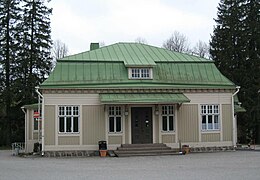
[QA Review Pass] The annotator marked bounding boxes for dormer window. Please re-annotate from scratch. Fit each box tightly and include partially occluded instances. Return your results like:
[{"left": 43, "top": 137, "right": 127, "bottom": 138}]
[{"left": 129, "top": 68, "right": 153, "bottom": 79}]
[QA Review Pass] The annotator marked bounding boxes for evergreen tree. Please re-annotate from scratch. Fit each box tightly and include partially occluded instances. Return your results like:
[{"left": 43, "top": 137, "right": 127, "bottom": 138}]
[
  {"left": 243, "top": 0, "right": 260, "bottom": 143},
  {"left": 17, "top": 0, "right": 52, "bottom": 104},
  {"left": 0, "top": 0, "right": 21, "bottom": 146},
  {"left": 0, "top": 0, "right": 53, "bottom": 146},
  {"left": 210, "top": 0, "right": 260, "bottom": 143}
]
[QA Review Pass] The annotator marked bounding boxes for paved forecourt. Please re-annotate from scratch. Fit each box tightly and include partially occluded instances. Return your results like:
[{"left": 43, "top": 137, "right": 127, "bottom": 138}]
[{"left": 0, "top": 150, "right": 260, "bottom": 180}]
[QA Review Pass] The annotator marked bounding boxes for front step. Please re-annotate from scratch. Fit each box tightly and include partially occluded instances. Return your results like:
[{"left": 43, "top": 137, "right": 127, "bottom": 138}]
[{"left": 114, "top": 143, "right": 179, "bottom": 157}]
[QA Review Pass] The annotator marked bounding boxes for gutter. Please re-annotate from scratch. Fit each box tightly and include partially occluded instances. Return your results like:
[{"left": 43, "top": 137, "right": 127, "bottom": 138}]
[
  {"left": 35, "top": 86, "right": 44, "bottom": 156},
  {"left": 21, "top": 107, "right": 27, "bottom": 153},
  {"left": 232, "top": 86, "right": 240, "bottom": 147}
]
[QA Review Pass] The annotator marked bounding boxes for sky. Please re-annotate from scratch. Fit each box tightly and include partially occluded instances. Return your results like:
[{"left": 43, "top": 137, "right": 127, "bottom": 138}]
[{"left": 49, "top": 0, "right": 220, "bottom": 54}]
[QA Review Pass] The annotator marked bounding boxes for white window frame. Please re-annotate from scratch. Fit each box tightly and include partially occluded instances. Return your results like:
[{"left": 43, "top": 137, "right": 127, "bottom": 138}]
[
  {"left": 161, "top": 105, "right": 175, "bottom": 132},
  {"left": 108, "top": 106, "right": 122, "bottom": 133},
  {"left": 128, "top": 68, "right": 153, "bottom": 79},
  {"left": 201, "top": 104, "right": 220, "bottom": 131},
  {"left": 58, "top": 105, "right": 80, "bottom": 134}
]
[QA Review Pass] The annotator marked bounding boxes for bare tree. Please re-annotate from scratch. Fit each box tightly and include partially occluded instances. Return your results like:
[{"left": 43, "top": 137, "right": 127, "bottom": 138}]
[
  {"left": 52, "top": 39, "right": 69, "bottom": 61},
  {"left": 163, "top": 31, "right": 190, "bottom": 53},
  {"left": 192, "top": 40, "right": 210, "bottom": 58},
  {"left": 135, "top": 37, "right": 148, "bottom": 44}
]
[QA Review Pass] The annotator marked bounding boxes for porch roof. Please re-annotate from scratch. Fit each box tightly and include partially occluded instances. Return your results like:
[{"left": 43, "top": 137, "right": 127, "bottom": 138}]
[{"left": 100, "top": 93, "right": 190, "bottom": 104}]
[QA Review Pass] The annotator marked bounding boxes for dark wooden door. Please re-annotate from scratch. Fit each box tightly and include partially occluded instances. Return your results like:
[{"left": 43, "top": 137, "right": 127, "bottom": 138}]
[{"left": 131, "top": 107, "right": 153, "bottom": 144}]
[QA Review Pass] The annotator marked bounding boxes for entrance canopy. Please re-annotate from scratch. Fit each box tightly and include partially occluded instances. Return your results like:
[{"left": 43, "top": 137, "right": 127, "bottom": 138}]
[{"left": 100, "top": 93, "right": 190, "bottom": 104}]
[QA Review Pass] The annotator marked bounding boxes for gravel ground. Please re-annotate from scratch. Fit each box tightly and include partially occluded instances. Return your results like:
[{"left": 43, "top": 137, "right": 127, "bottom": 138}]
[{"left": 1, "top": 150, "right": 260, "bottom": 180}]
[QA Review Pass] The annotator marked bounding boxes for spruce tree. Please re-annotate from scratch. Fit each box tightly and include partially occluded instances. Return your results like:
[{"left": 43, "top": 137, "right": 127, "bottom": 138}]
[
  {"left": 18, "top": 0, "right": 52, "bottom": 104},
  {"left": 210, "top": 0, "right": 260, "bottom": 143},
  {"left": 243, "top": 0, "right": 260, "bottom": 143},
  {"left": 0, "top": 0, "right": 21, "bottom": 146}
]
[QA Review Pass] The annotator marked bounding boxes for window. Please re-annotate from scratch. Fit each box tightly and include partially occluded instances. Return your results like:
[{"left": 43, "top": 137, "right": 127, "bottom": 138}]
[
  {"left": 58, "top": 106, "right": 79, "bottom": 133},
  {"left": 162, "top": 105, "right": 174, "bottom": 132},
  {"left": 201, "top": 105, "right": 220, "bottom": 131},
  {"left": 33, "top": 109, "right": 42, "bottom": 131},
  {"left": 108, "top": 106, "right": 122, "bottom": 133},
  {"left": 129, "top": 68, "right": 152, "bottom": 79},
  {"left": 33, "top": 110, "right": 39, "bottom": 131}
]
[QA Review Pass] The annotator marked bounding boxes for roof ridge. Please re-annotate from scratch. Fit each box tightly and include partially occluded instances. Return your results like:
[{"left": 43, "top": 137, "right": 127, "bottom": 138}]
[{"left": 59, "top": 42, "right": 212, "bottom": 63}]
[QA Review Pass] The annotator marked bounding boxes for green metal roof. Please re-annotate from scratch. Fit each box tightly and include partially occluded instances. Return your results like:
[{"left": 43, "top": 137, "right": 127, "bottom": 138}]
[
  {"left": 60, "top": 42, "right": 210, "bottom": 67},
  {"left": 41, "top": 42, "right": 235, "bottom": 89},
  {"left": 22, "top": 103, "right": 40, "bottom": 109},
  {"left": 100, "top": 93, "right": 190, "bottom": 104}
]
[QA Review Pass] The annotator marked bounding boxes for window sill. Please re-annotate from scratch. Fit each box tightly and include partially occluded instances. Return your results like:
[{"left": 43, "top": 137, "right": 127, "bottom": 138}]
[
  {"left": 129, "top": 78, "right": 153, "bottom": 80},
  {"left": 58, "top": 132, "right": 80, "bottom": 136},
  {"left": 201, "top": 130, "right": 220, "bottom": 134},
  {"left": 108, "top": 132, "right": 123, "bottom": 136},
  {"left": 161, "top": 131, "right": 175, "bottom": 134}
]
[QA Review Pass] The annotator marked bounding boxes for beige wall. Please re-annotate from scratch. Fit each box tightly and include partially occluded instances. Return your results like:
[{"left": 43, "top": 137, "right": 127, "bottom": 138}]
[
  {"left": 108, "top": 136, "right": 122, "bottom": 144},
  {"left": 44, "top": 94, "right": 100, "bottom": 105},
  {"left": 184, "top": 93, "right": 232, "bottom": 104},
  {"left": 39, "top": 92, "right": 234, "bottom": 151},
  {"left": 25, "top": 109, "right": 38, "bottom": 153},
  {"left": 154, "top": 115, "right": 159, "bottom": 143},
  {"left": 125, "top": 114, "right": 130, "bottom": 144},
  {"left": 82, "top": 105, "right": 105, "bottom": 145},
  {"left": 33, "top": 133, "right": 38, "bottom": 140},
  {"left": 44, "top": 105, "right": 55, "bottom": 145},
  {"left": 222, "top": 104, "right": 233, "bottom": 141},
  {"left": 162, "top": 134, "right": 175, "bottom": 143},
  {"left": 202, "top": 133, "right": 220, "bottom": 142},
  {"left": 58, "top": 136, "right": 80, "bottom": 145},
  {"left": 26, "top": 109, "right": 39, "bottom": 141},
  {"left": 177, "top": 104, "right": 199, "bottom": 142}
]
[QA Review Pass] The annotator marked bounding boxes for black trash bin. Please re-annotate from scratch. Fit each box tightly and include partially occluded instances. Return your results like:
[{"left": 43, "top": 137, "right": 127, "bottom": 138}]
[{"left": 98, "top": 141, "right": 107, "bottom": 150}]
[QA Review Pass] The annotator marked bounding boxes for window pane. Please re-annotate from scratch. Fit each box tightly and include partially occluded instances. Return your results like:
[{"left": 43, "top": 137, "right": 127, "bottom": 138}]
[
  {"left": 201, "top": 105, "right": 206, "bottom": 114},
  {"left": 214, "top": 105, "right": 219, "bottom": 114},
  {"left": 59, "top": 117, "right": 64, "bottom": 132},
  {"left": 208, "top": 105, "right": 213, "bottom": 114},
  {"left": 66, "top": 117, "right": 72, "bottom": 132},
  {"left": 73, "top": 117, "right": 79, "bottom": 132},
  {"left": 116, "top": 117, "right": 121, "bottom": 132},
  {"left": 162, "top": 106, "right": 166, "bottom": 115},
  {"left": 109, "top": 106, "right": 114, "bottom": 115},
  {"left": 116, "top": 106, "right": 121, "bottom": 115},
  {"left": 202, "top": 115, "right": 206, "bottom": 130},
  {"left": 141, "top": 68, "right": 150, "bottom": 78},
  {"left": 169, "top": 106, "right": 174, "bottom": 114},
  {"left": 169, "top": 116, "right": 174, "bottom": 131},
  {"left": 59, "top": 106, "right": 64, "bottom": 115},
  {"left": 162, "top": 116, "right": 167, "bottom": 131},
  {"left": 131, "top": 69, "right": 140, "bottom": 78},
  {"left": 109, "top": 117, "right": 114, "bottom": 132},
  {"left": 34, "top": 118, "right": 38, "bottom": 131},
  {"left": 214, "top": 115, "right": 219, "bottom": 129},
  {"left": 208, "top": 115, "right": 213, "bottom": 129},
  {"left": 73, "top": 106, "right": 79, "bottom": 115},
  {"left": 66, "top": 106, "right": 72, "bottom": 115}
]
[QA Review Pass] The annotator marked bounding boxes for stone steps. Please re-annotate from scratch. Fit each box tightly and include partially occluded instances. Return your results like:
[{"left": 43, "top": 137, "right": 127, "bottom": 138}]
[{"left": 114, "top": 143, "right": 179, "bottom": 157}]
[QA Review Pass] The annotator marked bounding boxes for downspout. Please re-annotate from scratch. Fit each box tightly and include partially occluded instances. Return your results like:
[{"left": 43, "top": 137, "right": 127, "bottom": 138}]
[
  {"left": 35, "top": 86, "right": 44, "bottom": 156},
  {"left": 232, "top": 86, "right": 240, "bottom": 147},
  {"left": 21, "top": 107, "right": 27, "bottom": 153}
]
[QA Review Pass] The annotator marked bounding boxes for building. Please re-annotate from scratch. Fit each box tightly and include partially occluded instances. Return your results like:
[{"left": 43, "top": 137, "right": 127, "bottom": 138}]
[{"left": 22, "top": 42, "right": 241, "bottom": 154}]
